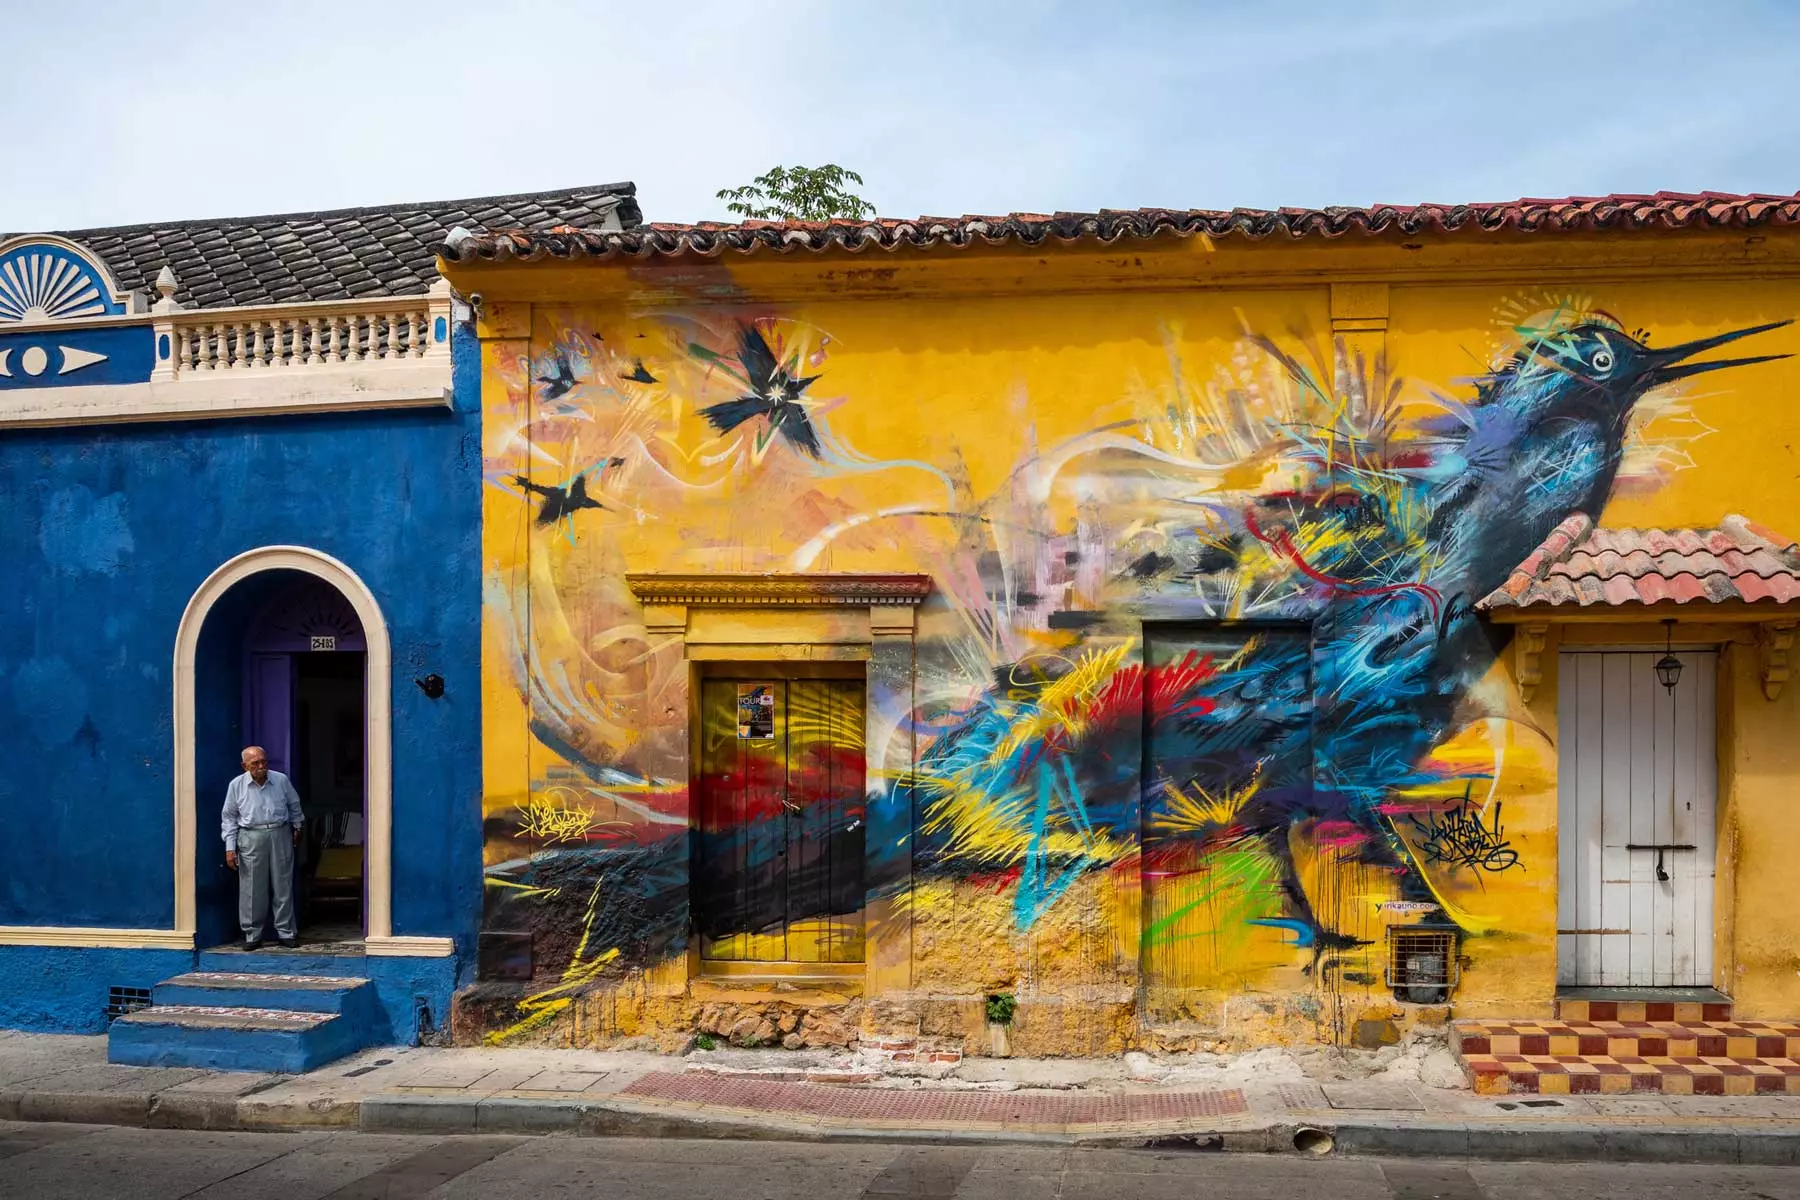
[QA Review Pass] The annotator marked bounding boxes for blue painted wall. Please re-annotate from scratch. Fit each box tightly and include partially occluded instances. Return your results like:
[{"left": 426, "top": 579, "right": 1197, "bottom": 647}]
[
  {"left": 0, "top": 323, "right": 483, "bottom": 1033},
  {"left": 0, "top": 947, "right": 195, "bottom": 1033}
]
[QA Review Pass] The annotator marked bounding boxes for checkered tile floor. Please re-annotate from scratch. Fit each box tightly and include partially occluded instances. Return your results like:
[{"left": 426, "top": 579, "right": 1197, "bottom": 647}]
[{"left": 1454, "top": 1017, "right": 1800, "bottom": 1096}]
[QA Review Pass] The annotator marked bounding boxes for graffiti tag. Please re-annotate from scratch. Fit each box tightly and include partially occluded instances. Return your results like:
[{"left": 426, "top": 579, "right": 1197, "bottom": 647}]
[
  {"left": 517, "top": 792, "right": 595, "bottom": 844},
  {"left": 1408, "top": 788, "right": 1520, "bottom": 873}
]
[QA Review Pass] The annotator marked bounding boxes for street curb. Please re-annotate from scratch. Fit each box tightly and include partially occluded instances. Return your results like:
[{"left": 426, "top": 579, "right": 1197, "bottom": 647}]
[
  {"left": 1327, "top": 1118, "right": 1800, "bottom": 1165},
  {"left": 3, "top": 1087, "right": 1800, "bottom": 1163}
]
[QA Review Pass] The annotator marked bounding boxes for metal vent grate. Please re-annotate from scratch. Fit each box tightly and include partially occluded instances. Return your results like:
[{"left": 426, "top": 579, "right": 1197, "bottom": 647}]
[
  {"left": 105, "top": 986, "right": 152, "bottom": 1022},
  {"left": 1386, "top": 927, "right": 1459, "bottom": 1004}
]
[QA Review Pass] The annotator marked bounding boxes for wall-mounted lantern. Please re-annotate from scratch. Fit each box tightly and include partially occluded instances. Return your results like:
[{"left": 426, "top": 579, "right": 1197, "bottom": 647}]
[
  {"left": 415, "top": 673, "right": 445, "bottom": 699},
  {"left": 1654, "top": 618, "right": 1683, "bottom": 693}
]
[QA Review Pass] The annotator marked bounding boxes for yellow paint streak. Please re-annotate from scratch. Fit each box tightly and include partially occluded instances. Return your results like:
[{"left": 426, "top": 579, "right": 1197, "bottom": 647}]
[
  {"left": 1151, "top": 772, "right": 1261, "bottom": 835},
  {"left": 486, "top": 877, "right": 623, "bottom": 1045},
  {"left": 991, "top": 644, "right": 1131, "bottom": 767}
]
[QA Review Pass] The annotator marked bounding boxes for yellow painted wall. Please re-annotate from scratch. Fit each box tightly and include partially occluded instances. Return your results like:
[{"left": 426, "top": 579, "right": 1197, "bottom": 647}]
[{"left": 448, "top": 230, "right": 1800, "bottom": 1050}]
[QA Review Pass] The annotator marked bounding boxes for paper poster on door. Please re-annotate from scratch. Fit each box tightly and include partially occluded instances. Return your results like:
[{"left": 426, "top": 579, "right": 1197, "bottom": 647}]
[{"left": 737, "top": 683, "right": 775, "bottom": 740}]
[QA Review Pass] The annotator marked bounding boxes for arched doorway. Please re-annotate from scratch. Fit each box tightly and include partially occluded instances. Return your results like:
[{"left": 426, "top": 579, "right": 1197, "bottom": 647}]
[
  {"left": 174, "top": 547, "right": 393, "bottom": 950},
  {"left": 243, "top": 576, "right": 368, "bottom": 943}
]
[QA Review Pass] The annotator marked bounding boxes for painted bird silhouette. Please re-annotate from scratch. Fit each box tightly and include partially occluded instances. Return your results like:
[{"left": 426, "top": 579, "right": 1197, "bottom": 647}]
[
  {"left": 698, "top": 325, "right": 823, "bottom": 457},
  {"left": 536, "top": 351, "right": 578, "bottom": 400},
  {"left": 1190, "top": 315, "right": 1789, "bottom": 944},
  {"left": 513, "top": 458, "right": 627, "bottom": 527},
  {"left": 915, "top": 314, "right": 1790, "bottom": 952},
  {"left": 623, "top": 360, "right": 658, "bottom": 384}
]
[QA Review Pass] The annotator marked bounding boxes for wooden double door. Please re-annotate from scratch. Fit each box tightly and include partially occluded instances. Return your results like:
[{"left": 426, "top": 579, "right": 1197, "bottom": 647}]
[{"left": 694, "top": 668, "right": 867, "bottom": 965}]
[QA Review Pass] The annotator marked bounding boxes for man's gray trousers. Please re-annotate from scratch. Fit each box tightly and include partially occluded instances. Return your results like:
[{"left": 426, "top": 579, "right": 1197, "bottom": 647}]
[{"left": 237, "top": 823, "right": 297, "bottom": 941}]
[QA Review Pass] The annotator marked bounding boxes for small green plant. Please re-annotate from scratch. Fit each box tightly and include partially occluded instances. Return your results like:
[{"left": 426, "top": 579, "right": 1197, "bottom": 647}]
[
  {"left": 985, "top": 992, "right": 1017, "bottom": 1026},
  {"left": 693, "top": 1032, "right": 717, "bottom": 1051}
]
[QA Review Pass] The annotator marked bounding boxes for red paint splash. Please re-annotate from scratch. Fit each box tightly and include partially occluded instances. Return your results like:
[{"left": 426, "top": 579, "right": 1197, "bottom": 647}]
[{"left": 968, "top": 865, "right": 1024, "bottom": 893}]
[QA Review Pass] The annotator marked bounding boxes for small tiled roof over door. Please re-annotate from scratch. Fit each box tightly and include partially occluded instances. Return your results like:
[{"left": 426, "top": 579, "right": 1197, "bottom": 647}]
[
  {"left": 26, "top": 183, "right": 642, "bottom": 311},
  {"left": 1477, "top": 513, "right": 1800, "bottom": 610}
]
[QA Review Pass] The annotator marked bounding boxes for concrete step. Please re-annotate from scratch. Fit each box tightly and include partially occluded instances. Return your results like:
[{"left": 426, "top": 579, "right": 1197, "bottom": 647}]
[
  {"left": 107, "top": 1005, "right": 364, "bottom": 1073},
  {"left": 1452, "top": 1016, "right": 1800, "bottom": 1096},
  {"left": 196, "top": 947, "right": 368, "bottom": 978},
  {"left": 153, "top": 971, "right": 376, "bottom": 1017}
]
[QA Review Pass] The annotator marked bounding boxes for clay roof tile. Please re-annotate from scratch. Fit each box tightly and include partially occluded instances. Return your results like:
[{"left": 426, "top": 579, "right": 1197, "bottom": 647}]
[
  {"left": 437, "top": 191, "right": 1800, "bottom": 266},
  {"left": 1477, "top": 513, "right": 1800, "bottom": 613}
]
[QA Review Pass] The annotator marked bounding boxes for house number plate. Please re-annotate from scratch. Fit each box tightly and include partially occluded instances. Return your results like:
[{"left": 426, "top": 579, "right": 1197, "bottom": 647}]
[{"left": 310, "top": 635, "right": 337, "bottom": 651}]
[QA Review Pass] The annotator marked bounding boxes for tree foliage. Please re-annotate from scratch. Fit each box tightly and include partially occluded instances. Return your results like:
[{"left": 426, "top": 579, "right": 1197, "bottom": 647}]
[{"left": 716, "top": 164, "right": 876, "bottom": 223}]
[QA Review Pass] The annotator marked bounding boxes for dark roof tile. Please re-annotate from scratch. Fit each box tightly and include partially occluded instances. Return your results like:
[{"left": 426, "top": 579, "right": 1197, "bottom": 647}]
[{"left": 19, "top": 183, "right": 640, "bottom": 309}]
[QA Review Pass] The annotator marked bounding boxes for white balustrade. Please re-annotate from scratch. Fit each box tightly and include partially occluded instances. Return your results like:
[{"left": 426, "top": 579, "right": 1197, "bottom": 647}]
[
  {"left": 143, "top": 283, "right": 451, "bottom": 406},
  {"left": 166, "top": 299, "right": 442, "bottom": 374}
]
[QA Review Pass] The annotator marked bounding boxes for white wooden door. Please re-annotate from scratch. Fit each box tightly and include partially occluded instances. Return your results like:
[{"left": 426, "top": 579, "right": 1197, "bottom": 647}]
[{"left": 1557, "top": 650, "right": 1717, "bottom": 988}]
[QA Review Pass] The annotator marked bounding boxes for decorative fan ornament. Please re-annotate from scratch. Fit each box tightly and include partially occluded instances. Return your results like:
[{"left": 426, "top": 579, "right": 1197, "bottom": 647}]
[{"left": 0, "top": 244, "right": 123, "bottom": 323}]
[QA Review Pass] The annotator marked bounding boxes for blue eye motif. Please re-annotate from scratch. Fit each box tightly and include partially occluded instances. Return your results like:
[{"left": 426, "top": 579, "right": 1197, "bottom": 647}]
[{"left": 0, "top": 344, "right": 110, "bottom": 378}]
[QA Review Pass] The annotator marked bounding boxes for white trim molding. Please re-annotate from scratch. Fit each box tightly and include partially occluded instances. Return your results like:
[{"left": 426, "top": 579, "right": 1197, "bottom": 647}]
[
  {"left": 0, "top": 926, "right": 195, "bottom": 950},
  {"left": 175, "top": 546, "right": 395, "bottom": 942},
  {"left": 364, "top": 935, "right": 457, "bottom": 958},
  {"left": 0, "top": 372, "right": 451, "bottom": 429}
]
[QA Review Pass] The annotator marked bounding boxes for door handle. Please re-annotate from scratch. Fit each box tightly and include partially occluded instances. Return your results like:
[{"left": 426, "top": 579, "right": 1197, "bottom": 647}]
[{"left": 1626, "top": 843, "right": 1696, "bottom": 883}]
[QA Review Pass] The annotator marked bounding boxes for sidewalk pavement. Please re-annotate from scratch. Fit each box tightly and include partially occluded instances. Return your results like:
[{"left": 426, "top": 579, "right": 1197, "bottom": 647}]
[{"left": 3, "top": 1029, "right": 1798, "bottom": 1163}]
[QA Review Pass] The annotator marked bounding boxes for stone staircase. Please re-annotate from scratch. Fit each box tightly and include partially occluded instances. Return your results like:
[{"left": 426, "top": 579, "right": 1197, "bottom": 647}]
[
  {"left": 1452, "top": 995, "right": 1800, "bottom": 1096},
  {"left": 109, "top": 952, "right": 382, "bottom": 1073}
]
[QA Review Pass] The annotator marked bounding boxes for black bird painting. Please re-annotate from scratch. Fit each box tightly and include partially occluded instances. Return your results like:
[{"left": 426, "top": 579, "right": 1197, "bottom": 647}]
[
  {"left": 623, "top": 360, "right": 658, "bottom": 384},
  {"left": 536, "top": 351, "right": 578, "bottom": 401},
  {"left": 513, "top": 458, "right": 627, "bottom": 528},
  {"left": 913, "top": 312, "right": 1792, "bottom": 947},
  {"left": 698, "top": 325, "right": 823, "bottom": 458}
]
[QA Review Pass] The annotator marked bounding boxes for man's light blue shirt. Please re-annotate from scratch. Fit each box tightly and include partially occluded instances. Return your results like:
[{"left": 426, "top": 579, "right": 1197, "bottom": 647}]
[{"left": 222, "top": 770, "right": 304, "bottom": 851}]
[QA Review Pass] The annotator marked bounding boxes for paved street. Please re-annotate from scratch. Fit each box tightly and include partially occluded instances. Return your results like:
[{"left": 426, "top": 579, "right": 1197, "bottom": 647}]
[{"left": 2, "top": 1122, "right": 1798, "bottom": 1200}]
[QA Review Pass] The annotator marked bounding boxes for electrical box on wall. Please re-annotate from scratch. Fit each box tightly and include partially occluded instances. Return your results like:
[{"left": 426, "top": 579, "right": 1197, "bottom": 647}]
[{"left": 1387, "top": 924, "right": 1460, "bottom": 1005}]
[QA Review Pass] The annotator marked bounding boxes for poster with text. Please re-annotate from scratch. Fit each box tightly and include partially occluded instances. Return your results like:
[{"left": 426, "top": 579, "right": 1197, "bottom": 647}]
[{"left": 737, "top": 683, "right": 775, "bottom": 740}]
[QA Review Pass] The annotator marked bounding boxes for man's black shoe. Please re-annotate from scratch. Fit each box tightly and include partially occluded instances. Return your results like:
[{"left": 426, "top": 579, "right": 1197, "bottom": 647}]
[
  {"left": 244, "top": 938, "right": 264, "bottom": 951},
  {"left": 278, "top": 937, "right": 300, "bottom": 949}
]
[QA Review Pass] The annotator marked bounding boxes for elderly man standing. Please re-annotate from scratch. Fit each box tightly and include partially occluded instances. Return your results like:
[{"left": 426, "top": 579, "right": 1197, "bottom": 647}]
[{"left": 222, "top": 746, "right": 304, "bottom": 950}]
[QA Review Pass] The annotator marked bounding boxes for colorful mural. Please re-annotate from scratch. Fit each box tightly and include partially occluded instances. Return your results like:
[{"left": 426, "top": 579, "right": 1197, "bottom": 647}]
[{"left": 472, "top": 283, "right": 1789, "bottom": 1048}]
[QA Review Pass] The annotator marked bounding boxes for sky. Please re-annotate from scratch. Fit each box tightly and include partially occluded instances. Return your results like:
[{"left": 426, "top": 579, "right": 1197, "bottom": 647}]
[{"left": 3, "top": 0, "right": 1798, "bottom": 232}]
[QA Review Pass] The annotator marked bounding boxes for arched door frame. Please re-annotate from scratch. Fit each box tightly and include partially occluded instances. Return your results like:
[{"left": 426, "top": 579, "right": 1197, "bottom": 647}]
[{"left": 174, "top": 546, "right": 394, "bottom": 943}]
